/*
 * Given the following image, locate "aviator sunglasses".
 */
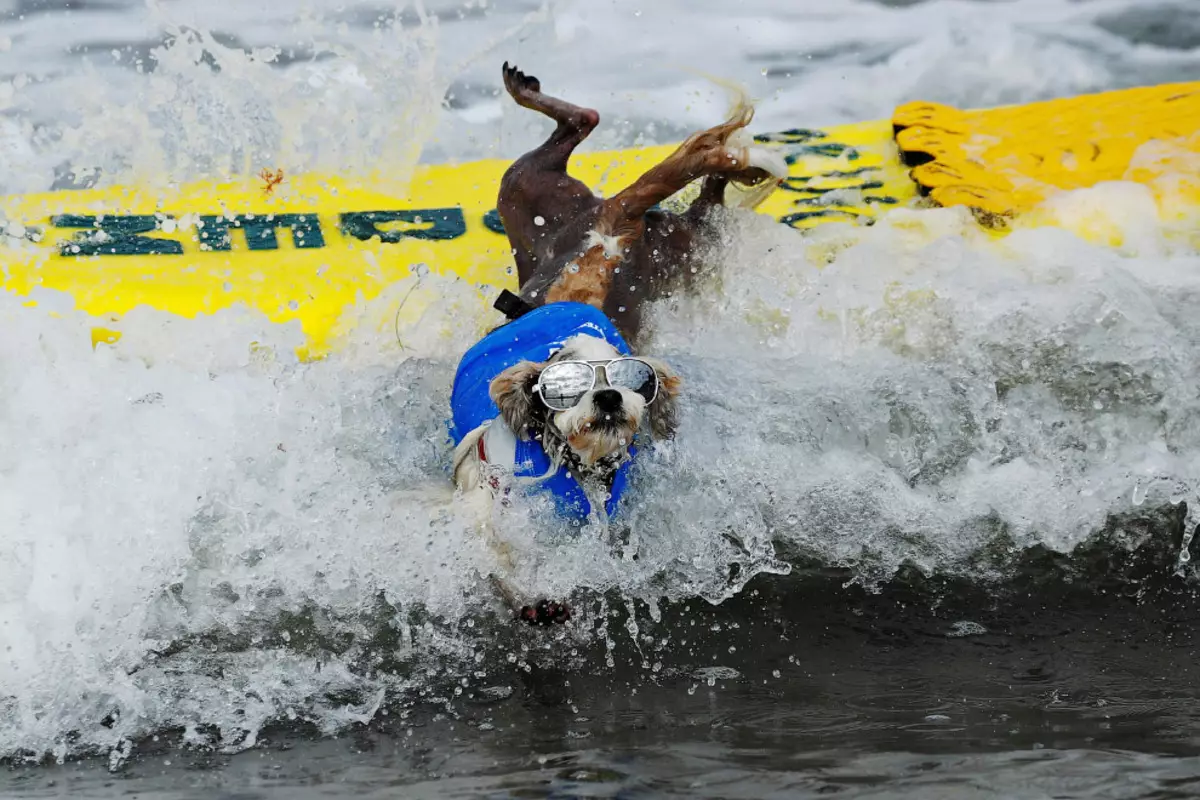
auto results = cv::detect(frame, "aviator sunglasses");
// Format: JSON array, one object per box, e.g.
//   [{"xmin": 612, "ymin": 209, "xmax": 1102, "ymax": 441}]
[{"xmin": 533, "ymin": 358, "xmax": 660, "ymax": 412}]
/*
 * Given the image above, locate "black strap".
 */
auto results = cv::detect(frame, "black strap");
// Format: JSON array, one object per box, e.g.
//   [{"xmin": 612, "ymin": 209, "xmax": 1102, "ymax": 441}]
[{"xmin": 493, "ymin": 288, "xmax": 536, "ymax": 320}]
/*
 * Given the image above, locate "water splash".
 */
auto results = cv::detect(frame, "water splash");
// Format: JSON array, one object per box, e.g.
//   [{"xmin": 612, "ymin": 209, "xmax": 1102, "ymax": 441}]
[
  {"xmin": 1, "ymin": 0, "xmax": 1199, "ymax": 767},
  {"xmin": 0, "ymin": 2, "xmax": 446, "ymax": 195}
]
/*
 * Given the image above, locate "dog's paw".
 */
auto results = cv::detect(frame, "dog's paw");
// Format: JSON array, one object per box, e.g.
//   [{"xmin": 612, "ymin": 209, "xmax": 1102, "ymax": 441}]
[
  {"xmin": 502, "ymin": 61, "xmax": 541, "ymax": 98},
  {"xmin": 518, "ymin": 599, "xmax": 571, "ymax": 626}
]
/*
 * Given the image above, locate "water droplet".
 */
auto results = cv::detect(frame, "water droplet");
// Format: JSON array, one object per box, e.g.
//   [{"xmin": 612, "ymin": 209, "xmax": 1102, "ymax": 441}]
[
  {"xmin": 772, "ymin": 670, "xmax": 781, "ymax": 678},
  {"xmin": 534, "ymin": 215, "xmax": 545, "ymax": 226},
  {"xmin": 1132, "ymin": 482, "xmax": 1147, "ymax": 506}
]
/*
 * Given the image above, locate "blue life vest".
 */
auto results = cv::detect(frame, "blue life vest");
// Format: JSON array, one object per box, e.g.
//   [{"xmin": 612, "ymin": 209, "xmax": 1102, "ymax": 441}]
[{"xmin": 450, "ymin": 302, "xmax": 638, "ymax": 520}]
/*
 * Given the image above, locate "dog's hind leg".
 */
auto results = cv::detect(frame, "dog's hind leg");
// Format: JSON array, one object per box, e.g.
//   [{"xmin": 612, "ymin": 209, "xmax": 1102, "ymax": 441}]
[
  {"xmin": 604, "ymin": 96, "xmax": 786, "ymax": 228},
  {"xmin": 499, "ymin": 62, "xmax": 604, "ymax": 285},
  {"xmin": 543, "ymin": 113, "xmax": 770, "ymax": 309},
  {"xmin": 602, "ymin": 130, "xmax": 762, "ymax": 232},
  {"xmin": 685, "ymin": 174, "xmax": 732, "ymax": 222},
  {"xmin": 502, "ymin": 62, "xmax": 599, "ymax": 167}
]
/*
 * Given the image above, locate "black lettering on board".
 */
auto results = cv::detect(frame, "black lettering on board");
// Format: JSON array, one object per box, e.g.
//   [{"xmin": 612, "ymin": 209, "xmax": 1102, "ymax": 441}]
[
  {"xmin": 339, "ymin": 209, "xmax": 466, "ymax": 243},
  {"xmin": 53, "ymin": 215, "xmax": 184, "ymax": 256},
  {"xmin": 482, "ymin": 209, "xmax": 505, "ymax": 235},
  {"xmin": 198, "ymin": 214, "xmax": 325, "ymax": 251}
]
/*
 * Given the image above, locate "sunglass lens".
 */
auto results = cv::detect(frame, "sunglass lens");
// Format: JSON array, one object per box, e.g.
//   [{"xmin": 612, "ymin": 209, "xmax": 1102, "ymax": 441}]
[
  {"xmin": 606, "ymin": 359, "xmax": 658, "ymax": 403},
  {"xmin": 538, "ymin": 362, "xmax": 594, "ymax": 410}
]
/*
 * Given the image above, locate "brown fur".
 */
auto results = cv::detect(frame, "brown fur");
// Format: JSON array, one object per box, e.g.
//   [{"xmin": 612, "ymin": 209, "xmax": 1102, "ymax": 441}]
[
  {"xmin": 642, "ymin": 358, "xmax": 683, "ymax": 440},
  {"xmin": 497, "ymin": 62, "xmax": 779, "ymax": 345},
  {"xmin": 488, "ymin": 360, "xmax": 541, "ymax": 438},
  {"xmin": 544, "ymin": 245, "xmax": 623, "ymax": 307}
]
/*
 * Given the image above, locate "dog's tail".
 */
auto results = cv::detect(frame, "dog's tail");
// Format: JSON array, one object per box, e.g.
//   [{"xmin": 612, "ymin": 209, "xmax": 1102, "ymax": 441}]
[
  {"xmin": 699, "ymin": 73, "xmax": 758, "ymax": 145},
  {"xmin": 681, "ymin": 70, "xmax": 788, "ymax": 209}
]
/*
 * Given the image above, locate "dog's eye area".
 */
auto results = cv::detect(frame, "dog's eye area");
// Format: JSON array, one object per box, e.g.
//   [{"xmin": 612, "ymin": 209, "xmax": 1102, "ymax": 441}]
[
  {"xmin": 535, "ymin": 359, "xmax": 661, "ymax": 411},
  {"xmin": 604, "ymin": 359, "xmax": 658, "ymax": 403},
  {"xmin": 535, "ymin": 362, "xmax": 594, "ymax": 410}
]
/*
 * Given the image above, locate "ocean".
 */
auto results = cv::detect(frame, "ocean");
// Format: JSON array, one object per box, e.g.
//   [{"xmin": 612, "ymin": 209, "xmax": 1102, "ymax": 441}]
[{"xmin": 2, "ymin": 0, "xmax": 1200, "ymax": 796}]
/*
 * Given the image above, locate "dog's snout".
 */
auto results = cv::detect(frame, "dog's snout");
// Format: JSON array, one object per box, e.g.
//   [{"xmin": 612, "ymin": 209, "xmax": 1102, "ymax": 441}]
[{"xmin": 593, "ymin": 389, "xmax": 623, "ymax": 413}]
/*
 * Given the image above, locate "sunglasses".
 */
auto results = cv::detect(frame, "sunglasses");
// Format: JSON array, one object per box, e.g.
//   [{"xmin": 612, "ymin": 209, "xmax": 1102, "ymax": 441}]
[{"xmin": 533, "ymin": 358, "xmax": 660, "ymax": 412}]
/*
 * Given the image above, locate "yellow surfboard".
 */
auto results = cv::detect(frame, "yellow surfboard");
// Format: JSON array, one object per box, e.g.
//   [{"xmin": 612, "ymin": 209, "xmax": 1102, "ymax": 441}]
[{"xmin": 1, "ymin": 80, "xmax": 1196, "ymax": 359}]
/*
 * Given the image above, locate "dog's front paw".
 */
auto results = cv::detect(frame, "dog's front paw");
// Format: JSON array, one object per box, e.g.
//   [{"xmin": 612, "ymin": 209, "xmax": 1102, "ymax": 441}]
[
  {"xmin": 518, "ymin": 599, "xmax": 571, "ymax": 626},
  {"xmin": 502, "ymin": 61, "xmax": 541, "ymax": 98}
]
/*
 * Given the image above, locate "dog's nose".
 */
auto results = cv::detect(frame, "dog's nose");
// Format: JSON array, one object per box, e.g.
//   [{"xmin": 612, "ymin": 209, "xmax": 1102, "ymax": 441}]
[{"xmin": 593, "ymin": 389, "xmax": 623, "ymax": 413}]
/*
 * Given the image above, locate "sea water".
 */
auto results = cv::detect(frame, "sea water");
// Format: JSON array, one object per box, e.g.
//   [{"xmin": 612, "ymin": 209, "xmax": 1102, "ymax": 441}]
[{"xmin": 1, "ymin": 0, "xmax": 1200, "ymax": 795}]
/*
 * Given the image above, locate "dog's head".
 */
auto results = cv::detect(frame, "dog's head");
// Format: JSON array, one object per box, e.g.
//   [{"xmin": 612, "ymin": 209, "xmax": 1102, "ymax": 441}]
[{"xmin": 489, "ymin": 333, "xmax": 681, "ymax": 468}]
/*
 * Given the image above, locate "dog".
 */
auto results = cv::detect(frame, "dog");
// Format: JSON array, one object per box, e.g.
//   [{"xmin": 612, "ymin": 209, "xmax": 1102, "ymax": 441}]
[{"xmin": 449, "ymin": 63, "xmax": 787, "ymax": 624}]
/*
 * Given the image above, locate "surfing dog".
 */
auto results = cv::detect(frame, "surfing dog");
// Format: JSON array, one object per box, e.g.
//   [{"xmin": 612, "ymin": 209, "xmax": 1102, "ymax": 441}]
[{"xmin": 450, "ymin": 63, "xmax": 787, "ymax": 624}]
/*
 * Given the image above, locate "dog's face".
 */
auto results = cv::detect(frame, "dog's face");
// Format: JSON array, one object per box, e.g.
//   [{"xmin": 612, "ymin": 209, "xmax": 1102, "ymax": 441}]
[{"xmin": 489, "ymin": 334, "xmax": 681, "ymax": 467}]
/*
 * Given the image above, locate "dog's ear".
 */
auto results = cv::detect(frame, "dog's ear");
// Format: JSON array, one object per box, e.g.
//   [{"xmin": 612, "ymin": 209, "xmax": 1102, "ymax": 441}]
[
  {"xmin": 489, "ymin": 360, "xmax": 543, "ymax": 439},
  {"xmin": 640, "ymin": 358, "xmax": 682, "ymax": 440}
]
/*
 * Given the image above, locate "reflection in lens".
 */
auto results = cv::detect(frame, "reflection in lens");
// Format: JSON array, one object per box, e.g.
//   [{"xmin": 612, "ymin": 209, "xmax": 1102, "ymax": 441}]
[
  {"xmin": 606, "ymin": 359, "xmax": 657, "ymax": 403},
  {"xmin": 539, "ymin": 362, "xmax": 594, "ymax": 410}
]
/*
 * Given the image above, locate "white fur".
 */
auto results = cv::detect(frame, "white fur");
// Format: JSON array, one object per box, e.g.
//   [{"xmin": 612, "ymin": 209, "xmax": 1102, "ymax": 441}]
[
  {"xmin": 452, "ymin": 419, "xmax": 522, "ymax": 491},
  {"xmin": 555, "ymin": 388, "xmax": 646, "ymax": 437},
  {"xmin": 584, "ymin": 229, "xmax": 626, "ymax": 259},
  {"xmin": 452, "ymin": 425, "xmax": 488, "ymax": 490},
  {"xmin": 553, "ymin": 388, "xmax": 644, "ymax": 466},
  {"xmin": 744, "ymin": 146, "xmax": 789, "ymax": 180},
  {"xmin": 726, "ymin": 128, "xmax": 789, "ymax": 180},
  {"xmin": 558, "ymin": 333, "xmax": 623, "ymax": 361}
]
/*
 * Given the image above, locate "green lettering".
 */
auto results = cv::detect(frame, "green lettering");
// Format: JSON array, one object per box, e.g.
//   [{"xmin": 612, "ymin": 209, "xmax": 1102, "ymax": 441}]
[
  {"xmin": 198, "ymin": 214, "xmax": 325, "ymax": 251},
  {"xmin": 53, "ymin": 214, "xmax": 183, "ymax": 256},
  {"xmin": 753, "ymin": 128, "xmax": 827, "ymax": 144},
  {"xmin": 482, "ymin": 209, "xmax": 506, "ymax": 235},
  {"xmin": 779, "ymin": 177, "xmax": 885, "ymax": 195},
  {"xmin": 778, "ymin": 209, "xmax": 863, "ymax": 228},
  {"xmin": 339, "ymin": 209, "xmax": 466, "ymax": 243}
]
